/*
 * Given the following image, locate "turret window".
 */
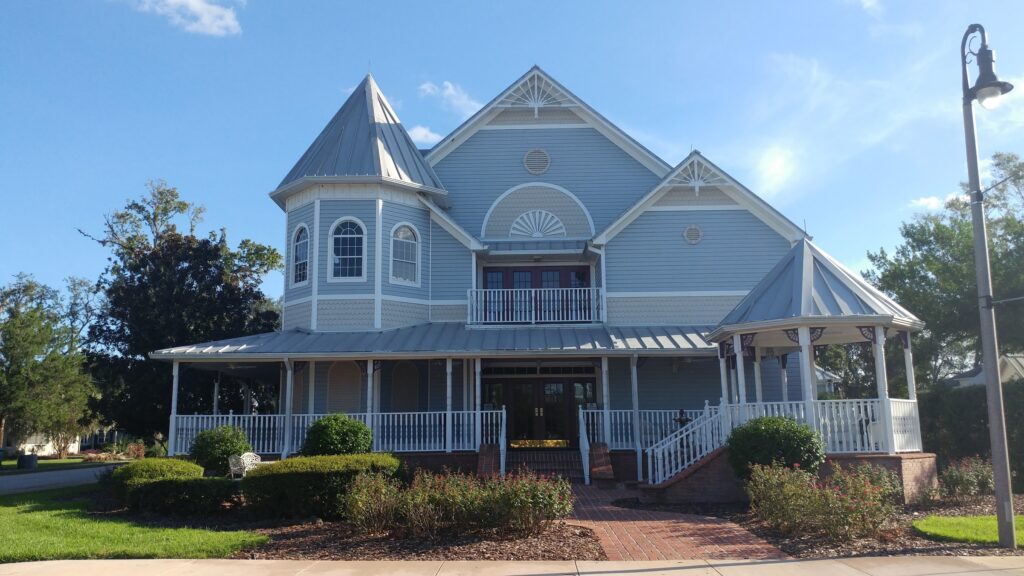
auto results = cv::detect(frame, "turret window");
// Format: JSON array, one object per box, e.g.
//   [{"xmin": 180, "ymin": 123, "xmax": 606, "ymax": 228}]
[
  {"xmin": 292, "ymin": 225, "xmax": 309, "ymax": 286},
  {"xmin": 390, "ymin": 224, "xmax": 419, "ymax": 285},
  {"xmin": 330, "ymin": 218, "xmax": 365, "ymax": 280}
]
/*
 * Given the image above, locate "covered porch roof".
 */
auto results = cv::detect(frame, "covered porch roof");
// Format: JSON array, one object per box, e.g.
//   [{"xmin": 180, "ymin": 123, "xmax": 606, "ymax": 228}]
[
  {"xmin": 707, "ymin": 238, "xmax": 923, "ymax": 348},
  {"xmin": 150, "ymin": 323, "xmax": 716, "ymax": 362}
]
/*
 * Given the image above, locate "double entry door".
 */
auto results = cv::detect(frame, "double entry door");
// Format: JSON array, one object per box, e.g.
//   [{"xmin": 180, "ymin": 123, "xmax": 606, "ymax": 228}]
[{"xmin": 483, "ymin": 377, "xmax": 595, "ymax": 449}]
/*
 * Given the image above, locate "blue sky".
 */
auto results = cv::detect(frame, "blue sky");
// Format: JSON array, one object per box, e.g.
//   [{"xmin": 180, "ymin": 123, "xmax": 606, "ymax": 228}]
[{"xmin": 2, "ymin": 0, "xmax": 1022, "ymax": 298}]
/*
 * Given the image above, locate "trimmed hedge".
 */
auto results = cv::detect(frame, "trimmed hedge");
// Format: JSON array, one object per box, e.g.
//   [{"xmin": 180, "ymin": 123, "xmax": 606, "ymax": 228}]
[
  {"xmin": 726, "ymin": 416, "xmax": 826, "ymax": 479},
  {"xmin": 126, "ymin": 477, "xmax": 239, "ymax": 515},
  {"xmin": 240, "ymin": 453, "xmax": 400, "ymax": 519},
  {"xmin": 191, "ymin": 426, "xmax": 253, "ymax": 476},
  {"xmin": 300, "ymin": 414, "xmax": 373, "ymax": 456},
  {"xmin": 111, "ymin": 458, "xmax": 204, "ymax": 501}
]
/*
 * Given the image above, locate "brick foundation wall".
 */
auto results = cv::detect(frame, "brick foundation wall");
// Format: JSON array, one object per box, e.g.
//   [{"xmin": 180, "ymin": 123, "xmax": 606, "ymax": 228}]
[
  {"xmin": 396, "ymin": 452, "xmax": 478, "ymax": 475},
  {"xmin": 609, "ymin": 450, "xmax": 638, "ymax": 481},
  {"xmin": 641, "ymin": 448, "xmax": 747, "ymax": 504},
  {"xmin": 824, "ymin": 453, "xmax": 938, "ymax": 503}
]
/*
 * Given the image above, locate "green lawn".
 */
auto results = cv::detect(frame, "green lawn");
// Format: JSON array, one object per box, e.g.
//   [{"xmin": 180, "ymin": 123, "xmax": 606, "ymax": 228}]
[
  {"xmin": 0, "ymin": 457, "xmax": 120, "ymax": 476},
  {"xmin": 0, "ymin": 486, "xmax": 267, "ymax": 563},
  {"xmin": 913, "ymin": 515, "xmax": 1024, "ymax": 545}
]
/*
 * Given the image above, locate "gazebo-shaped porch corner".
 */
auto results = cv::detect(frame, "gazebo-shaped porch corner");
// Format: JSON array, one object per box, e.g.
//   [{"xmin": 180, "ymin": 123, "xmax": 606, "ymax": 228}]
[{"xmin": 645, "ymin": 238, "xmax": 936, "ymax": 495}]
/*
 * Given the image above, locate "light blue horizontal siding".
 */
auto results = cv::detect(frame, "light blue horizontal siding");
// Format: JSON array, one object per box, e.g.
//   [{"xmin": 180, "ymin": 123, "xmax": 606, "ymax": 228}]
[
  {"xmin": 382, "ymin": 201, "xmax": 431, "ymax": 299},
  {"xmin": 608, "ymin": 357, "xmax": 723, "ymax": 411},
  {"xmin": 433, "ymin": 128, "xmax": 661, "ymax": 238},
  {"xmin": 429, "ymin": 220, "xmax": 471, "ymax": 301},
  {"xmin": 606, "ymin": 210, "xmax": 791, "ymax": 292},
  {"xmin": 285, "ymin": 203, "xmax": 314, "ymax": 302},
  {"xmin": 318, "ymin": 199, "xmax": 376, "ymax": 296},
  {"xmin": 758, "ymin": 354, "xmax": 805, "ymax": 402}
]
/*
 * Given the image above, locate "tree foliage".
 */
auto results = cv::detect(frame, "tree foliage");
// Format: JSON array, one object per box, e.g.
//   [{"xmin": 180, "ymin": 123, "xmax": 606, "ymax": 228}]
[
  {"xmin": 85, "ymin": 182, "xmax": 281, "ymax": 442},
  {"xmin": 867, "ymin": 152, "xmax": 1024, "ymax": 387},
  {"xmin": 0, "ymin": 275, "xmax": 96, "ymax": 456}
]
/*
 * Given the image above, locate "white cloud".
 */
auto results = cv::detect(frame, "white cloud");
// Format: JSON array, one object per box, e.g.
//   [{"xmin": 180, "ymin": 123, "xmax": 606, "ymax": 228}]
[
  {"xmin": 857, "ymin": 0, "xmax": 883, "ymax": 17},
  {"xmin": 755, "ymin": 146, "xmax": 796, "ymax": 197},
  {"xmin": 419, "ymin": 80, "xmax": 482, "ymax": 119},
  {"xmin": 408, "ymin": 125, "xmax": 442, "ymax": 147},
  {"xmin": 907, "ymin": 196, "xmax": 944, "ymax": 210},
  {"xmin": 136, "ymin": 0, "xmax": 241, "ymax": 36}
]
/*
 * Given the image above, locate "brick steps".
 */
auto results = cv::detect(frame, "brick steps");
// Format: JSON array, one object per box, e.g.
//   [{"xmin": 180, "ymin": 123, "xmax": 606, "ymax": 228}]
[{"xmin": 507, "ymin": 450, "xmax": 585, "ymax": 482}]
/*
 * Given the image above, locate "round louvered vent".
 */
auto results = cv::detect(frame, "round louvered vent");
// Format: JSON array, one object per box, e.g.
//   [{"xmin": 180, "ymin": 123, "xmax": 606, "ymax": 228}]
[
  {"xmin": 523, "ymin": 149, "xmax": 550, "ymax": 175},
  {"xmin": 683, "ymin": 225, "xmax": 704, "ymax": 245}
]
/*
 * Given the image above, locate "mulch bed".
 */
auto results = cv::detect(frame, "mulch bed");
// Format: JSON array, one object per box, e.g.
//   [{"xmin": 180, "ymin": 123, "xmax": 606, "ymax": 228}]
[
  {"xmin": 613, "ymin": 494, "xmax": 1024, "ymax": 558},
  {"xmin": 232, "ymin": 521, "xmax": 606, "ymax": 561}
]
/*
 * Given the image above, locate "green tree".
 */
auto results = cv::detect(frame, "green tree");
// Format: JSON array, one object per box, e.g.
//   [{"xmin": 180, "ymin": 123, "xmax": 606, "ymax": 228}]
[
  {"xmin": 0, "ymin": 275, "xmax": 95, "ymax": 455},
  {"xmin": 85, "ymin": 182, "xmax": 281, "ymax": 444},
  {"xmin": 867, "ymin": 152, "xmax": 1024, "ymax": 388}
]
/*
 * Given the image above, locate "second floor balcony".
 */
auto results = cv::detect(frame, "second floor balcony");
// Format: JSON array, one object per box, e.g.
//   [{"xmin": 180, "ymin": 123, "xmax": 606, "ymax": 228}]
[{"xmin": 467, "ymin": 287, "xmax": 603, "ymax": 325}]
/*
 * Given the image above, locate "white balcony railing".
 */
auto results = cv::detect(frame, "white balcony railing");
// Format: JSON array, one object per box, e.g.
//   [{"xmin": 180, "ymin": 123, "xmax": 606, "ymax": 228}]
[
  {"xmin": 467, "ymin": 287, "xmax": 602, "ymax": 325},
  {"xmin": 582, "ymin": 408, "xmax": 717, "ymax": 450}
]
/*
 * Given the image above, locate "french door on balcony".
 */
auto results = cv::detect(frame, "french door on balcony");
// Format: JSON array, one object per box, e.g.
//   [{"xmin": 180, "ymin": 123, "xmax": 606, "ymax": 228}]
[{"xmin": 481, "ymin": 266, "xmax": 591, "ymax": 324}]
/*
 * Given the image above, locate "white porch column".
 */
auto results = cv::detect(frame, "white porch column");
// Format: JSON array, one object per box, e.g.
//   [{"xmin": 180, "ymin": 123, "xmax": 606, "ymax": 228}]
[
  {"xmin": 779, "ymin": 354, "xmax": 789, "ymax": 402},
  {"xmin": 445, "ymin": 358, "xmax": 453, "ymax": 453},
  {"xmin": 753, "ymin": 348, "xmax": 763, "ymax": 404},
  {"xmin": 729, "ymin": 361, "xmax": 738, "ymax": 403},
  {"xmin": 601, "ymin": 357, "xmax": 611, "ymax": 445},
  {"xmin": 282, "ymin": 359, "xmax": 294, "ymax": 458},
  {"xmin": 212, "ymin": 372, "xmax": 220, "ymax": 415},
  {"xmin": 630, "ymin": 355, "xmax": 642, "ymax": 481},
  {"xmin": 902, "ymin": 332, "xmax": 918, "ymax": 401},
  {"xmin": 874, "ymin": 326, "xmax": 896, "ymax": 454},
  {"xmin": 797, "ymin": 327, "xmax": 816, "ymax": 427},
  {"xmin": 718, "ymin": 347, "xmax": 729, "ymax": 404},
  {"xmin": 733, "ymin": 334, "xmax": 748, "ymax": 405},
  {"xmin": 475, "ymin": 358, "xmax": 482, "ymax": 448},
  {"xmin": 167, "ymin": 361, "xmax": 180, "ymax": 456},
  {"xmin": 308, "ymin": 362, "xmax": 316, "ymax": 414},
  {"xmin": 366, "ymin": 360, "xmax": 375, "ymax": 450}
]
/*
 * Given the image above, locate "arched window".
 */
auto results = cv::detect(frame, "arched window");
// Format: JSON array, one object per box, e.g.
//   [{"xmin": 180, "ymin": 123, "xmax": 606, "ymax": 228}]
[
  {"xmin": 330, "ymin": 219, "xmax": 365, "ymax": 280},
  {"xmin": 292, "ymin": 226, "xmax": 309, "ymax": 285},
  {"xmin": 390, "ymin": 224, "xmax": 419, "ymax": 284}
]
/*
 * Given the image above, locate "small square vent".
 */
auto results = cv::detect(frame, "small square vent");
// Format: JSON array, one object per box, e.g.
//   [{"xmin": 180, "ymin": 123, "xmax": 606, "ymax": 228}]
[{"xmin": 523, "ymin": 149, "xmax": 550, "ymax": 175}]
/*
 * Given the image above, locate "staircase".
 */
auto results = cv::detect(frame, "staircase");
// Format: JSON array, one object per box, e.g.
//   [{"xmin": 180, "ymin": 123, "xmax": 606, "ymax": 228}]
[
  {"xmin": 507, "ymin": 450, "xmax": 586, "ymax": 483},
  {"xmin": 645, "ymin": 410, "xmax": 727, "ymax": 485}
]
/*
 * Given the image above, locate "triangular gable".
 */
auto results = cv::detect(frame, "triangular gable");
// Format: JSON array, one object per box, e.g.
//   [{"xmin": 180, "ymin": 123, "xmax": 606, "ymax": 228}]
[
  {"xmin": 270, "ymin": 74, "xmax": 446, "ymax": 208},
  {"xmin": 425, "ymin": 66, "xmax": 671, "ymax": 178},
  {"xmin": 592, "ymin": 151, "xmax": 806, "ymax": 245}
]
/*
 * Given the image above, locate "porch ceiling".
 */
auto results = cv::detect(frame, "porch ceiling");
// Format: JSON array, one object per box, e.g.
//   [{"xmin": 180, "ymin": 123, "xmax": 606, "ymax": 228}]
[{"xmin": 150, "ymin": 323, "xmax": 716, "ymax": 361}]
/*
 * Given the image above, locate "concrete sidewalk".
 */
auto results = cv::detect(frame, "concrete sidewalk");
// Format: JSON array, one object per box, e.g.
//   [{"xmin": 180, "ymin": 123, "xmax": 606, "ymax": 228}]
[{"xmin": 1, "ymin": 557, "xmax": 1022, "ymax": 576}]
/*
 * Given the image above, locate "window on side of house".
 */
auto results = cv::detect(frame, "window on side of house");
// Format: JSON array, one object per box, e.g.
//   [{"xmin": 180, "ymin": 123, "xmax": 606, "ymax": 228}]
[
  {"xmin": 391, "ymin": 224, "xmax": 418, "ymax": 284},
  {"xmin": 331, "ymin": 219, "xmax": 364, "ymax": 279},
  {"xmin": 293, "ymin": 226, "xmax": 309, "ymax": 285}
]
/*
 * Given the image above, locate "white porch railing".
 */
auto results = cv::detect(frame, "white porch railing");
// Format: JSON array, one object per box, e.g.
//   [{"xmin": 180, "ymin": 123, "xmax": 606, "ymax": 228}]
[
  {"xmin": 578, "ymin": 406, "xmax": 591, "ymax": 485},
  {"xmin": 172, "ymin": 410, "xmax": 507, "ymax": 458},
  {"xmin": 582, "ymin": 408, "xmax": 716, "ymax": 450},
  {"xmin": 891, "ymin": 399, "xmax": 923, "ymax": 453},
  {"xmin": 467, "ymin": 287, "xmax": 602, "ymax": 324},
  {"xmin": 812, "ymin": 399, "xmax": 884, "ymax": 453},
  {"xmin": 647, "ymin": 408, "xmax": 725, "ymax": 485}
]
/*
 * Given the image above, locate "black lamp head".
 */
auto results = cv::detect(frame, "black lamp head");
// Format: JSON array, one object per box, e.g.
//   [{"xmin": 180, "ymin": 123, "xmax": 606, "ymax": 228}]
[{"xmin": 973, "ymin": 45, "xmax": 1015, "ymax": 110}]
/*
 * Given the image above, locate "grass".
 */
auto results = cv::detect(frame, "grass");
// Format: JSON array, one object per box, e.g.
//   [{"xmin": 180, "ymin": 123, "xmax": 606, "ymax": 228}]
[
  {"xmin": 913, "ymin": 514, "xmax": 1024, "ymax": 545},
  {"xmin": 0, "ymin": 485, "xmax": 267, "ymax": 563},
  {"xmin": 0, "ymin": 457, "xmax": 121, "ymax": 476}
]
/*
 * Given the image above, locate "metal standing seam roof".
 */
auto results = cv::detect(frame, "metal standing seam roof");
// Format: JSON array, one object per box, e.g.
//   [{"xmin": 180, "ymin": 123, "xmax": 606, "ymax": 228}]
[
  {"xmin": 714, "ymin": 238, "xmax": 922, "ymax": 332},
  {"xmin": 150, "ymin": 323, "xmax": 716, "ymax": 361},
  {"xmin": 274, "ymin": 74, "xmax": 444, "ymax": 196}
]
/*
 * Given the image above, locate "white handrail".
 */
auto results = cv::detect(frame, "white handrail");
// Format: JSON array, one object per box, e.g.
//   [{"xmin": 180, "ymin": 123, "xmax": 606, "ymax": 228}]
[
  {"xmin": 499, "ymin": 405, "xmax": 507, "ymax": 476},
  {"xmin": 578, "ymin": 405, "xmax": 591, "ymax": 485},
  {"xmin": 582, "ymin": 408, "xmax": 715, "ymax": 450},
  {"xmin": 646, "ymin": 408, "xmax": 725, "ymax": 485},
  {"xmin": 467, "ymin": 287, "xmax": 602, "ymax": 324}
]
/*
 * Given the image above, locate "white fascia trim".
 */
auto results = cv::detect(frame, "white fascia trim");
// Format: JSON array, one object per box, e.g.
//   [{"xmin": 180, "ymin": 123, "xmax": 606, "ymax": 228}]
[
  {"xmin": 381, "ymin": 295, "xmax": 431, "ymax": 306},
  {"xmin": 477, "ymin": 124, "xmax": 593, "ymax": 131},
  {"xmin": 324, "ymin": 215, "xmax": 369, "ymax": 283},
  {"xmin": 318, "ymin": 294, "xmax": 375, "ymax": 300},
  {"xmin": 284, "ymin": 296, "xmax": 314, "ymax": 306},
  {"xmin": 431, "ymin": 299, "xmax": 468, "ymax": 306},
  {"xmin": 644, "ymin": 205, "xmax": 747, "ymax": 212},
  {"xmin": 420, "ymin": 196, "xmax": 484, "ymax": 250},
  {"xmin": 388, "ymin": 221, "xmax": 422, "ymax": 288},
  {"xmin": 484, "ymin": 236, "xmax": 591, "ymax": 243},
  {"xmin": 482, "ymin": 249, "xmax": 583, "ymax": 256},
  {"xmin": 593, "ymin": 152, "xmax": 805, "ymax": 246},
  {"xmin": 481, "ymin": 182, "xmax": 595, "ymax": 238},
  {"xmin": 270, "ymin": 176, "xmax": 448, "ymax": 210},
  {"xmin": 425, "ymin": 67, "xmax": 670, "ymax": 178},
  {"xmin": 606, "ymin": 290, "xmax": 750, "ymax": 298}
]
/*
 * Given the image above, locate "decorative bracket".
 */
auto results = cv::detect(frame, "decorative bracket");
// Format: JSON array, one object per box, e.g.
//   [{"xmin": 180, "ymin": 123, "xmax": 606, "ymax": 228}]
[
  {"xmin": 784, "ymin": 329, "xmax": 800, "ymax": 344},
  {"xmin": 858, "ymin": 326, "xmax": 876, "ymax": 343}
]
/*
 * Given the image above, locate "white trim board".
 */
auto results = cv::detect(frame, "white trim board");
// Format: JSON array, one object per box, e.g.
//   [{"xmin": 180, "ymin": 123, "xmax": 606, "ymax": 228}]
[{"xmin": 606, "ymin": 290, "xmax": 749, "ymax": 298}]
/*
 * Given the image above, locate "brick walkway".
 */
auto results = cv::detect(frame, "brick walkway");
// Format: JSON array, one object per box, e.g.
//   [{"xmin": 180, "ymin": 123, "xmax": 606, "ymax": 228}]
[{"xmin": 570, "ymin": 484, "xmax": 785, "ymax": 561}]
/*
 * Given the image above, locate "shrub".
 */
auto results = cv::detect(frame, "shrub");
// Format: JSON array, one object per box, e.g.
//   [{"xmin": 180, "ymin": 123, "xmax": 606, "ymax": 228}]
[
  {"xmin": 126, "ymin": 477, "xmax": 239, "ymax": 515},
  {"xmin": 940, "ymin": 456, "xmax": 995, "ymax": 500},
  {"xmin": 300, "ymin": 414, "xmax": 373, "ymax": 456},
  {"xmin": 124, "ymin": 442, "xmax": 146, "ymax": 460},
  {"xmin": 145, "ymin": 442, "xmax": 167, "ymax": 459},
  {"xmin": 727, "ymin": 416, "xmax": 826, "ymax": 479},
  {"xmin": 491, "ymin": 470, "xmax": 574, "ymax": 535},
  {"xmin": 241, "ymin": 453, "xmax": 400, "ymax": 519},
  {"xmin": 746, "ymin": 462, "xmax": 899, "ymax": 542},
  {"xmin": 345, "ymin": 473, "xmax": 402, "ymax": 534},
  {"xmin": 190, "ymin": 426, "xmax": 253, "ymax": 476},
  {"xmin": 110, "ymin": 458, "xmax": 204, "ymax": 501}
]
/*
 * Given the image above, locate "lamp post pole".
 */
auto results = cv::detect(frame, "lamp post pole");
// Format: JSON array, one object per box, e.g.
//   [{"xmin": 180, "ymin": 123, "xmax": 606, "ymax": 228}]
[{"xmin": 960, "ymin": 23, "xmax": 1016, "ymax": 549}]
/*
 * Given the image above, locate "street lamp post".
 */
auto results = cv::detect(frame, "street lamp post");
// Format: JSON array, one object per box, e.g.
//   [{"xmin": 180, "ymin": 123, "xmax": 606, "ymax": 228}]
[{"xmin": 960, "ymin": 23, "xmax": 1016, "ymax": 549}]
